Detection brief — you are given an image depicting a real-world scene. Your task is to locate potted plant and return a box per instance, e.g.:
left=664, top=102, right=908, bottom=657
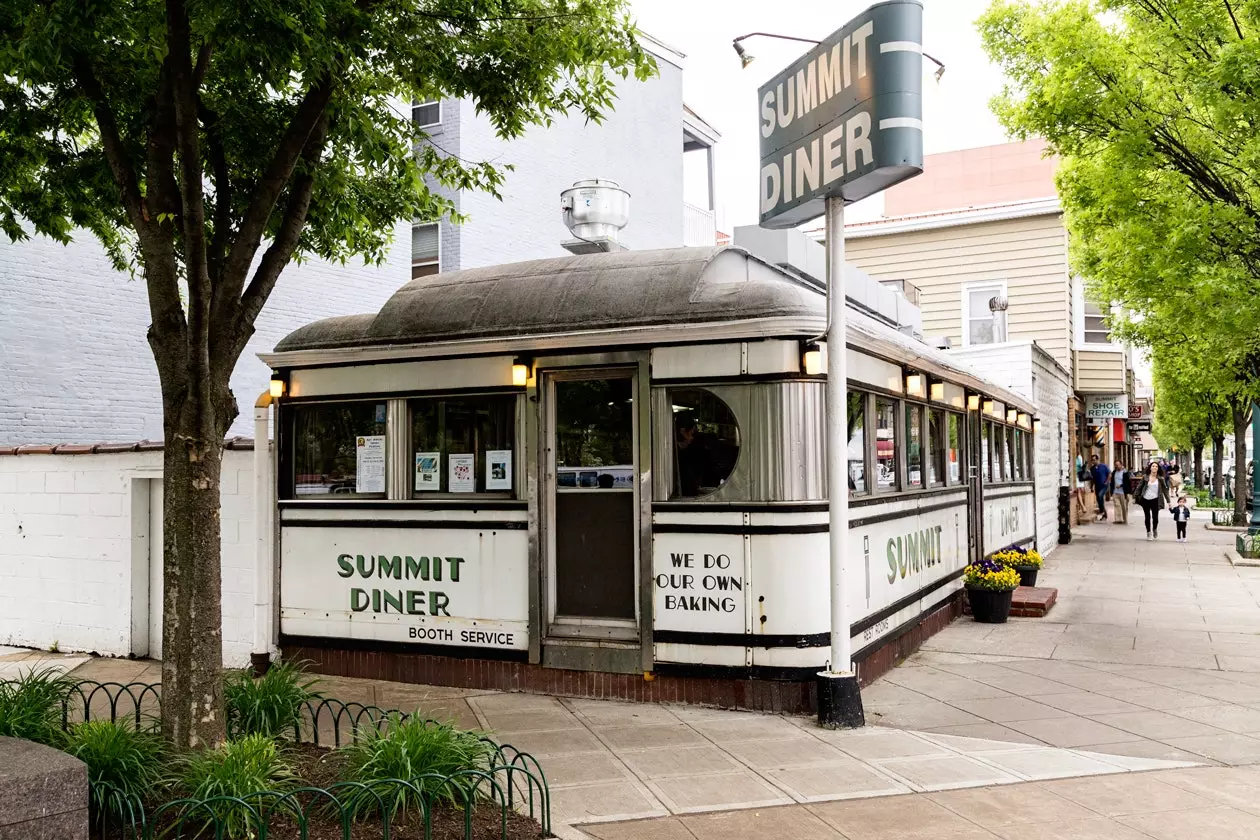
left=993, top=545, right=1043, bottom=587
left=964, top=558, right=1020, bottom=624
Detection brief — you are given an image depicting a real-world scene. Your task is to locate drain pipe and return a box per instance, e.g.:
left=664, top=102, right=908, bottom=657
left=251, top=389, right=276, bottom=676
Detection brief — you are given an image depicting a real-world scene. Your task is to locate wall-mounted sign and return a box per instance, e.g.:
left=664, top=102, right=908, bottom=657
left=983, top=491, right=1036, bottom=555
left=1085, top=394, right=1128, bottom=419
left=1128, top=403, right=1146, bottom=420
left=757, top=0, right=924, bottom=228
left=279, top=525, right=528, bottom=649
left=1128, top=420, right=1152, bottom=433
left=653, top=534, right=747, bottom=635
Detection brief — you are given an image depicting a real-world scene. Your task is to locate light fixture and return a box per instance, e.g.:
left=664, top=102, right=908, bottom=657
left=1006, top=408, right=1018, bottom=424
left=733, top=40, right=755, bottom=69
left=906, top=373, right=926, bottom=399
left=983, top=399, right=995, bottom=416
left=967, top=394, right=981, bottom=411
left=1033, top=418, right=1042, bottom=434
left=269, top=377, right=286, bottom=398
left=731, top=32, right=821, bottom=70
left=511, top=357, right=532, bottom=387
left=801, top=342, right=823, bottom=376
left=930, top=381, right=945, bottom=401
left=1018, top=412, right=1031, bottom=428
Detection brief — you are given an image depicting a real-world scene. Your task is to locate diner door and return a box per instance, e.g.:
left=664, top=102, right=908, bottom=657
left=546, top=370, right=639, bottom=638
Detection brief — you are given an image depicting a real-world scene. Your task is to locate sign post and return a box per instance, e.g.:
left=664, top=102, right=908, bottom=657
left=757, top=0, right=924, bottom=728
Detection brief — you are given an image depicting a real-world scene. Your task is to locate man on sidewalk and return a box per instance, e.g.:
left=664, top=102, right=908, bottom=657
left=1090, top=454, right=1111, bottom=521
left=1112, top=459, right=1129, bottom=524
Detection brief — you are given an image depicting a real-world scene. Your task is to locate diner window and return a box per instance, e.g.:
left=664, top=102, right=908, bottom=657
left=848, top=391, right=867, bottom=495
left=411, top=221, right=439, bottom=279
left=1007, top=427, right=1017, bottom=481
left=947, top=413, right=962, bottom=484
left=289, top=401, right=388, bottom=498
left=981, top=421, right=992, bottom=483
left=668, top=388, right=740, bottom=499
left=875, top=397, right=898, bottom=492
left=929, top=408, right=946, bottom=486
left=1025, top=429, right=1035, bottom=477
left=906, top=404, right=923, bottom=488
left=410, top=394, right=516, bottom=496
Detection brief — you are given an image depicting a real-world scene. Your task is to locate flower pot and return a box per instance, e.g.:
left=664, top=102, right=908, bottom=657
left=1014, top=566, right=1039, bottom=588
left=967, top=586, right=1014, bottom=624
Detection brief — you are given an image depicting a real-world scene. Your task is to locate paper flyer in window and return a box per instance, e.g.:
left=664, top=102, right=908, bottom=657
left=414, top=452, right=440, bottom=491
left=486, top=450, right=512, bottom=491
left=355, top=435, right=386, bottom=494
left=449, top=453, right=475, bottom=493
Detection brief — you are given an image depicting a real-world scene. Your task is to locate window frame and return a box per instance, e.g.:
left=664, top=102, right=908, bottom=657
left=847, top=389, right=872, bottom=497
left=283, top=397, right=390, bottom=500
left=905, top=401, right=925, bottom=489
left=411, top=221, right=440, bottom=278
left=962, top=281, right=1009, bottom=347
left=873, top=395, right=901, bottom=494
left=946, top=411, right=964, bottom=486
left=412, top=99, right=442, bottom=129
left=408, top=391, right=521, bottom=499
left=1082, top=299, right=1111, bottom=345
left=927, top=407, right=947, bottom=487
left=664, top=386, right=743, bottom=501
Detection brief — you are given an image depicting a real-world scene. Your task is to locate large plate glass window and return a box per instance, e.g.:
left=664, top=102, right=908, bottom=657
left=288, top=401, right=388, bottom=498
left=906, top=403, right=924, bottom=488
left=667, top=388, right=740, bottom=499
left=1013, top=430, right=1024, bottom=481
left=947, top=413, right=962, bottom=484
left=928, top=408, right=946, bottom=486
left=1006, top=427, right=1016, bottom=482
left=981, top=421, right=992, bottom=483
left=410, top=395, right=515, bottom=496
left=848, top=391, right=867, bottom=495
left=875, top=397, right=899, bottom=492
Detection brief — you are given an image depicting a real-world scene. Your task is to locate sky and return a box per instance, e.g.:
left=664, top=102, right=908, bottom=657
left=629, top=0, right=1014, bottom=230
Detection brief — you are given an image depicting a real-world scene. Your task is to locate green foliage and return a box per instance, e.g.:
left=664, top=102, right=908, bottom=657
left=64, top=719, right=166, bottom=815
left=339, top=715, right=497, bottom=819
left=173, top=734, right=296, bottom=838
left=0, top=667, right=73, bottom=745
left=225, top=660, right=321, bottom=739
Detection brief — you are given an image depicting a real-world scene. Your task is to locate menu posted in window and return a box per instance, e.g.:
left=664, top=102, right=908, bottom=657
left=449, top=453, right=475, bottom=493
left=355, top=435, right=386, bottom=494
left=486, top=450, right=512, bottom=491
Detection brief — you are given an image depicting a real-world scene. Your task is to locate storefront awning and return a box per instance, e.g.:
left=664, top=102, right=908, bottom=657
left=1138, top=431, right=1160, bottom=450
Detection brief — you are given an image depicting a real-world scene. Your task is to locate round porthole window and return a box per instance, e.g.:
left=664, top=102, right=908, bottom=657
left=668, top=388, right=740, bottom=500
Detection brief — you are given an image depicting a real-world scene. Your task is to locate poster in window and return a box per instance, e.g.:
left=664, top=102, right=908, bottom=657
left=355, top=435, right=385, bottom=493
left=414, top=452, right=440, bottom=492
left=449, top=453, right=475, bottom=493
left=486, top=450, right=512, bottom=491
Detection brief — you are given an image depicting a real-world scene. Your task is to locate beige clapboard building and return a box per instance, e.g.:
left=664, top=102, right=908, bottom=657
left=824, top=139, right=1134, bottom=526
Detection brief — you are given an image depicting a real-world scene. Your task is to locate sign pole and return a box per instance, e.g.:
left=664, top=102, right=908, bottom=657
left=818, top=194, right=864, bottom=728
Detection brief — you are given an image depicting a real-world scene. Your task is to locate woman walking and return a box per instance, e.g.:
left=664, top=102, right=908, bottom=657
left=1135, top=461, right=1170, bottom=540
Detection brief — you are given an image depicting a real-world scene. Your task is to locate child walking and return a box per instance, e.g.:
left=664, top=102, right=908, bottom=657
left=1170, top=496, right=1192, bottom=542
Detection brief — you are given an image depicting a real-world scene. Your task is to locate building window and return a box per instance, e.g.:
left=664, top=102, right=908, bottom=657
left=1083, top=300, right=1111, bottom=344
left=947, top=413, right=963, bottom=484
left=906, top=403, right=924, bottom=488
left=288, top=401, right=388, bottom=498
left=412, top=99, right=441, bottom=129
left=928, top=408, right=946, bottom=486
left=981, top=421, right=992, bottom=483
left=848, top=391, right=867, bottom=495
left=668, top=388, right=740, bottom=499
left=411, top=222, right=440, bottom=278
left=875, top=397, right=899, bottom=492
left=965, top=284, right=1008, bottom=346
left=1007, top=427, right=1017, bottom=481
left=410, top=395, right=516, bottom=496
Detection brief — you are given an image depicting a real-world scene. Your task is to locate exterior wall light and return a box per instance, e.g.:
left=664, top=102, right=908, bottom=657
left=906, top=373, right=926, bottom=399
left=269, top=377, right=286, bottom=398
left=1018, top=412, right=1031, bottom=428
left=983, top=399, right=995, bottom=416
left=1006, top=408, right=1018, bottom=424
left=802, top=342, right=824, bottom=376
left=967, top=394, right=981, bottom=411
left=512, top=357, right=532, bottom=387
left=929, top=381, right=945, bottom=402
left=1033, top=418, right=1042, bottom=434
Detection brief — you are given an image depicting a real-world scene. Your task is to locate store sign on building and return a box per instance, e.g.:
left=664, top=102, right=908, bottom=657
left=1129, top=403, right=1145, bottom=420
left=653, top=534, right=747, bottom=635
left=1085, top=394, right=1129, bottom=419
left=1128, top=421, right=1152, bottom=433
left=279, top=526, right=529, bottom=649
left=757, top=0, right=924, bottom=228
left=983, top=492, right=1036, bottom=555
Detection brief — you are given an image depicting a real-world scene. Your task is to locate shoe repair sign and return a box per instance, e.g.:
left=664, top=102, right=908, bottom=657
left=1085, top=394, right=1128, bottom=419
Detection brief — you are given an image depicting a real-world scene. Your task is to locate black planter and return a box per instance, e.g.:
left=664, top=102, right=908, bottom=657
left=967, top=586, right=1015, bottom=624
left=1015, top=566, right=1039, bottom=588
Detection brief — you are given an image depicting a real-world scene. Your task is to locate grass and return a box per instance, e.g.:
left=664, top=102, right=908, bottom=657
left=0, top=667, right=74, bottom=745
left=64, top=719, right=166, bottom=816
left=172, top=734, right=296, bottom=838
left=339, top=714, right=498, bottom=819
left=224, top=659, right=321, bottom=739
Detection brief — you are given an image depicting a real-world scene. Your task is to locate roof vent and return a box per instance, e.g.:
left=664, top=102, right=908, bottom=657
left=561, top=179, right=630, bottom=255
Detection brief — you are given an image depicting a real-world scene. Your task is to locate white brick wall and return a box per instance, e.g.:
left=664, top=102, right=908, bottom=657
left=0, top=450, right=256, bottom=666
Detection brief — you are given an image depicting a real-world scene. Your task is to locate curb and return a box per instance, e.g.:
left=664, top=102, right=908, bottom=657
left=1226, top=547, right=1260, bottom=568
left=1205, top=522, right=1249, bottom=532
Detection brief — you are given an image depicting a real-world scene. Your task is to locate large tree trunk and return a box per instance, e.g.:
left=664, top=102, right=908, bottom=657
left=1214, top=435, right=1225, bottom=498
left=1234, top=403, right=1250, bottom=526
left=159, top=372, right=233, bottom=749
left=1193, top=443, right=1203, bottom=488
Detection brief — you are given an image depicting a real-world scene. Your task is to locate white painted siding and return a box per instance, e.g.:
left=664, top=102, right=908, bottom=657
left=1075, top=349, right=1127, bottom=394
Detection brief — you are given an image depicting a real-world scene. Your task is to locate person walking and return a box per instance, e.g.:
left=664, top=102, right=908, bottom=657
left=1112, top=460, right=1129, bottom=524
left=1167, top=459, right=1182, bottom=496
left=1090, top=455, right=1111, bottom=521
left=1135, top=461, right=1170, bottom=540
left=1170, top=496, right=1192, bottom=542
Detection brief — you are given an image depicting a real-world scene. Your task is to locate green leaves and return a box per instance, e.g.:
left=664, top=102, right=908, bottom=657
left=224, top=660, right=321, bottom=739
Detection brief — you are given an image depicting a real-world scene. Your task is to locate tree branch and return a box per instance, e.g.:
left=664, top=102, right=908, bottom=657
left=69, top=54, right=148, bottom=233
left=1223, top=0, right=1245, bottom=39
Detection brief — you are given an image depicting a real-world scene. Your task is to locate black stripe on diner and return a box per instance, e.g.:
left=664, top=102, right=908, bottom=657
left=280, top=385, right=525, bottom=404
left=851, top=486, right=968, bottom=507
left=280, top=500, right=527, bottom=511
left=280, top=518, right=528, bottom=531
left=279, top=633, right=529, bottom=663
left=852, top=590, right=962, bottom=664
left=850, top=499, right=967, bottom=528
left=653, top=630, right=830, bottom=648
left=850, top=568, right=965, bottom=636
left=652, top=523, right=829, bottom=535
left=651, top=662, right=820, bottom=683
left=652, top=502, right=831, bottom=514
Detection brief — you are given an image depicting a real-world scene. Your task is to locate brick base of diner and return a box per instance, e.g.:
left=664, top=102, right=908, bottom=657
left=283, top=595, right=963, bottom=716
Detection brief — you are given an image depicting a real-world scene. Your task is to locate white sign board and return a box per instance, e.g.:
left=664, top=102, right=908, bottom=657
left=280, top=525, right=529, bottom=649
left=983, top=491, right=1036, bottom=555
left=653, top=534, right=747, bottom=634
left=355, top=435, right=385, bottom=494
left=448, top=454, right=475, bottom=493
left=1085, top=394, right=1128, bottom=419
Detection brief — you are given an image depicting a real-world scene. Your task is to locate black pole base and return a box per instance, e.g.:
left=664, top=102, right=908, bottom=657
left=816, top=671, right=865, bottom=729
left=249, top=651, right=272, bottom=677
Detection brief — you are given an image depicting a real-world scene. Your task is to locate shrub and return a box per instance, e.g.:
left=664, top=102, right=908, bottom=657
left=964, top=559, right=1020, bottom=591
left=64, top=719, right=166, bottom=816
left=172, top=734, right=295, bottom=838
left=339, top=714, right=498, bottom=819
left=0, top=667, right=74, bottom=745
left=225, top=660, right=320, bottom=739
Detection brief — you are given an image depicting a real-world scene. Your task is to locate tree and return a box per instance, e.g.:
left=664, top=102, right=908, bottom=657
left=1150, top=347, right=1230, bottom=488
left=979, top=0, right=1260, bottom=521
left=0, top=0, right=652, bottom=748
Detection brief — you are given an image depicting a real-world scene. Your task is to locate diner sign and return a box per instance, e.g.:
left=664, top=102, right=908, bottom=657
left=758, top=0, right=924, bottom=228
